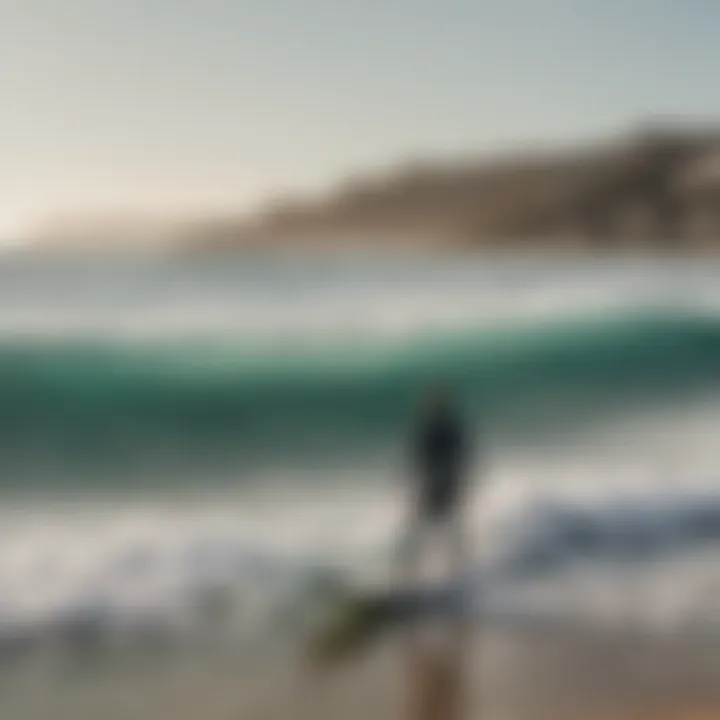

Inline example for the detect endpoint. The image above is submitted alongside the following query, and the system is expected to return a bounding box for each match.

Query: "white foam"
[0,254,709,341]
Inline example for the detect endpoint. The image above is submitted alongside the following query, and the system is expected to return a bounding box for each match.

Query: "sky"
[2,0,720,238]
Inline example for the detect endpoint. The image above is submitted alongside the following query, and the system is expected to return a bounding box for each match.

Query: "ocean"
[1,251,720,718]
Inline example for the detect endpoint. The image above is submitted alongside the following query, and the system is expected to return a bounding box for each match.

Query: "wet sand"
[1,624,718,719]
[309,624,720,720]
[475,626,720,720]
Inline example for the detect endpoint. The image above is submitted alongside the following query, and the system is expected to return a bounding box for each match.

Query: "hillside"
[184,126,720,252]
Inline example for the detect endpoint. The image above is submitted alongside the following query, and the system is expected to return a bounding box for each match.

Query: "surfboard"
[306,581,471,666]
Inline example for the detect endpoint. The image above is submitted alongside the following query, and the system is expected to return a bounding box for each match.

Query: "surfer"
[306,390,476,717]
[402,385,474,720]
[307,385,475,667]
[306,383,477,720]
[401,385,472,584]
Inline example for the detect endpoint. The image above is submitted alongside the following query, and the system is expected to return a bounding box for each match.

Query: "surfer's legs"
[445,509,468,579]
[404,609,469,720]
[394,509,467,590]
[393,513,428,588]
[397,507,471,718]
[406,645,464,720]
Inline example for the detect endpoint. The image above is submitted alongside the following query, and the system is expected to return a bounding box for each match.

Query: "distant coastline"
[30,124,720,254]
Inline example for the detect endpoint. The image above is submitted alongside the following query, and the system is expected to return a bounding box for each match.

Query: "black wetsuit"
[413,407,469,521]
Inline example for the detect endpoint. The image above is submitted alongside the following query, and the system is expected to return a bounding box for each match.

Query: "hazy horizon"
[5,0,720,242]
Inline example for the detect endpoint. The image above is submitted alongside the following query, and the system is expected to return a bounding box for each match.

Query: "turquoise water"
[2,308,720,488]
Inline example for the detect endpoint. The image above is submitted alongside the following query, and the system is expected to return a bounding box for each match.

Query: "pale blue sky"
[2,0,719,233]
